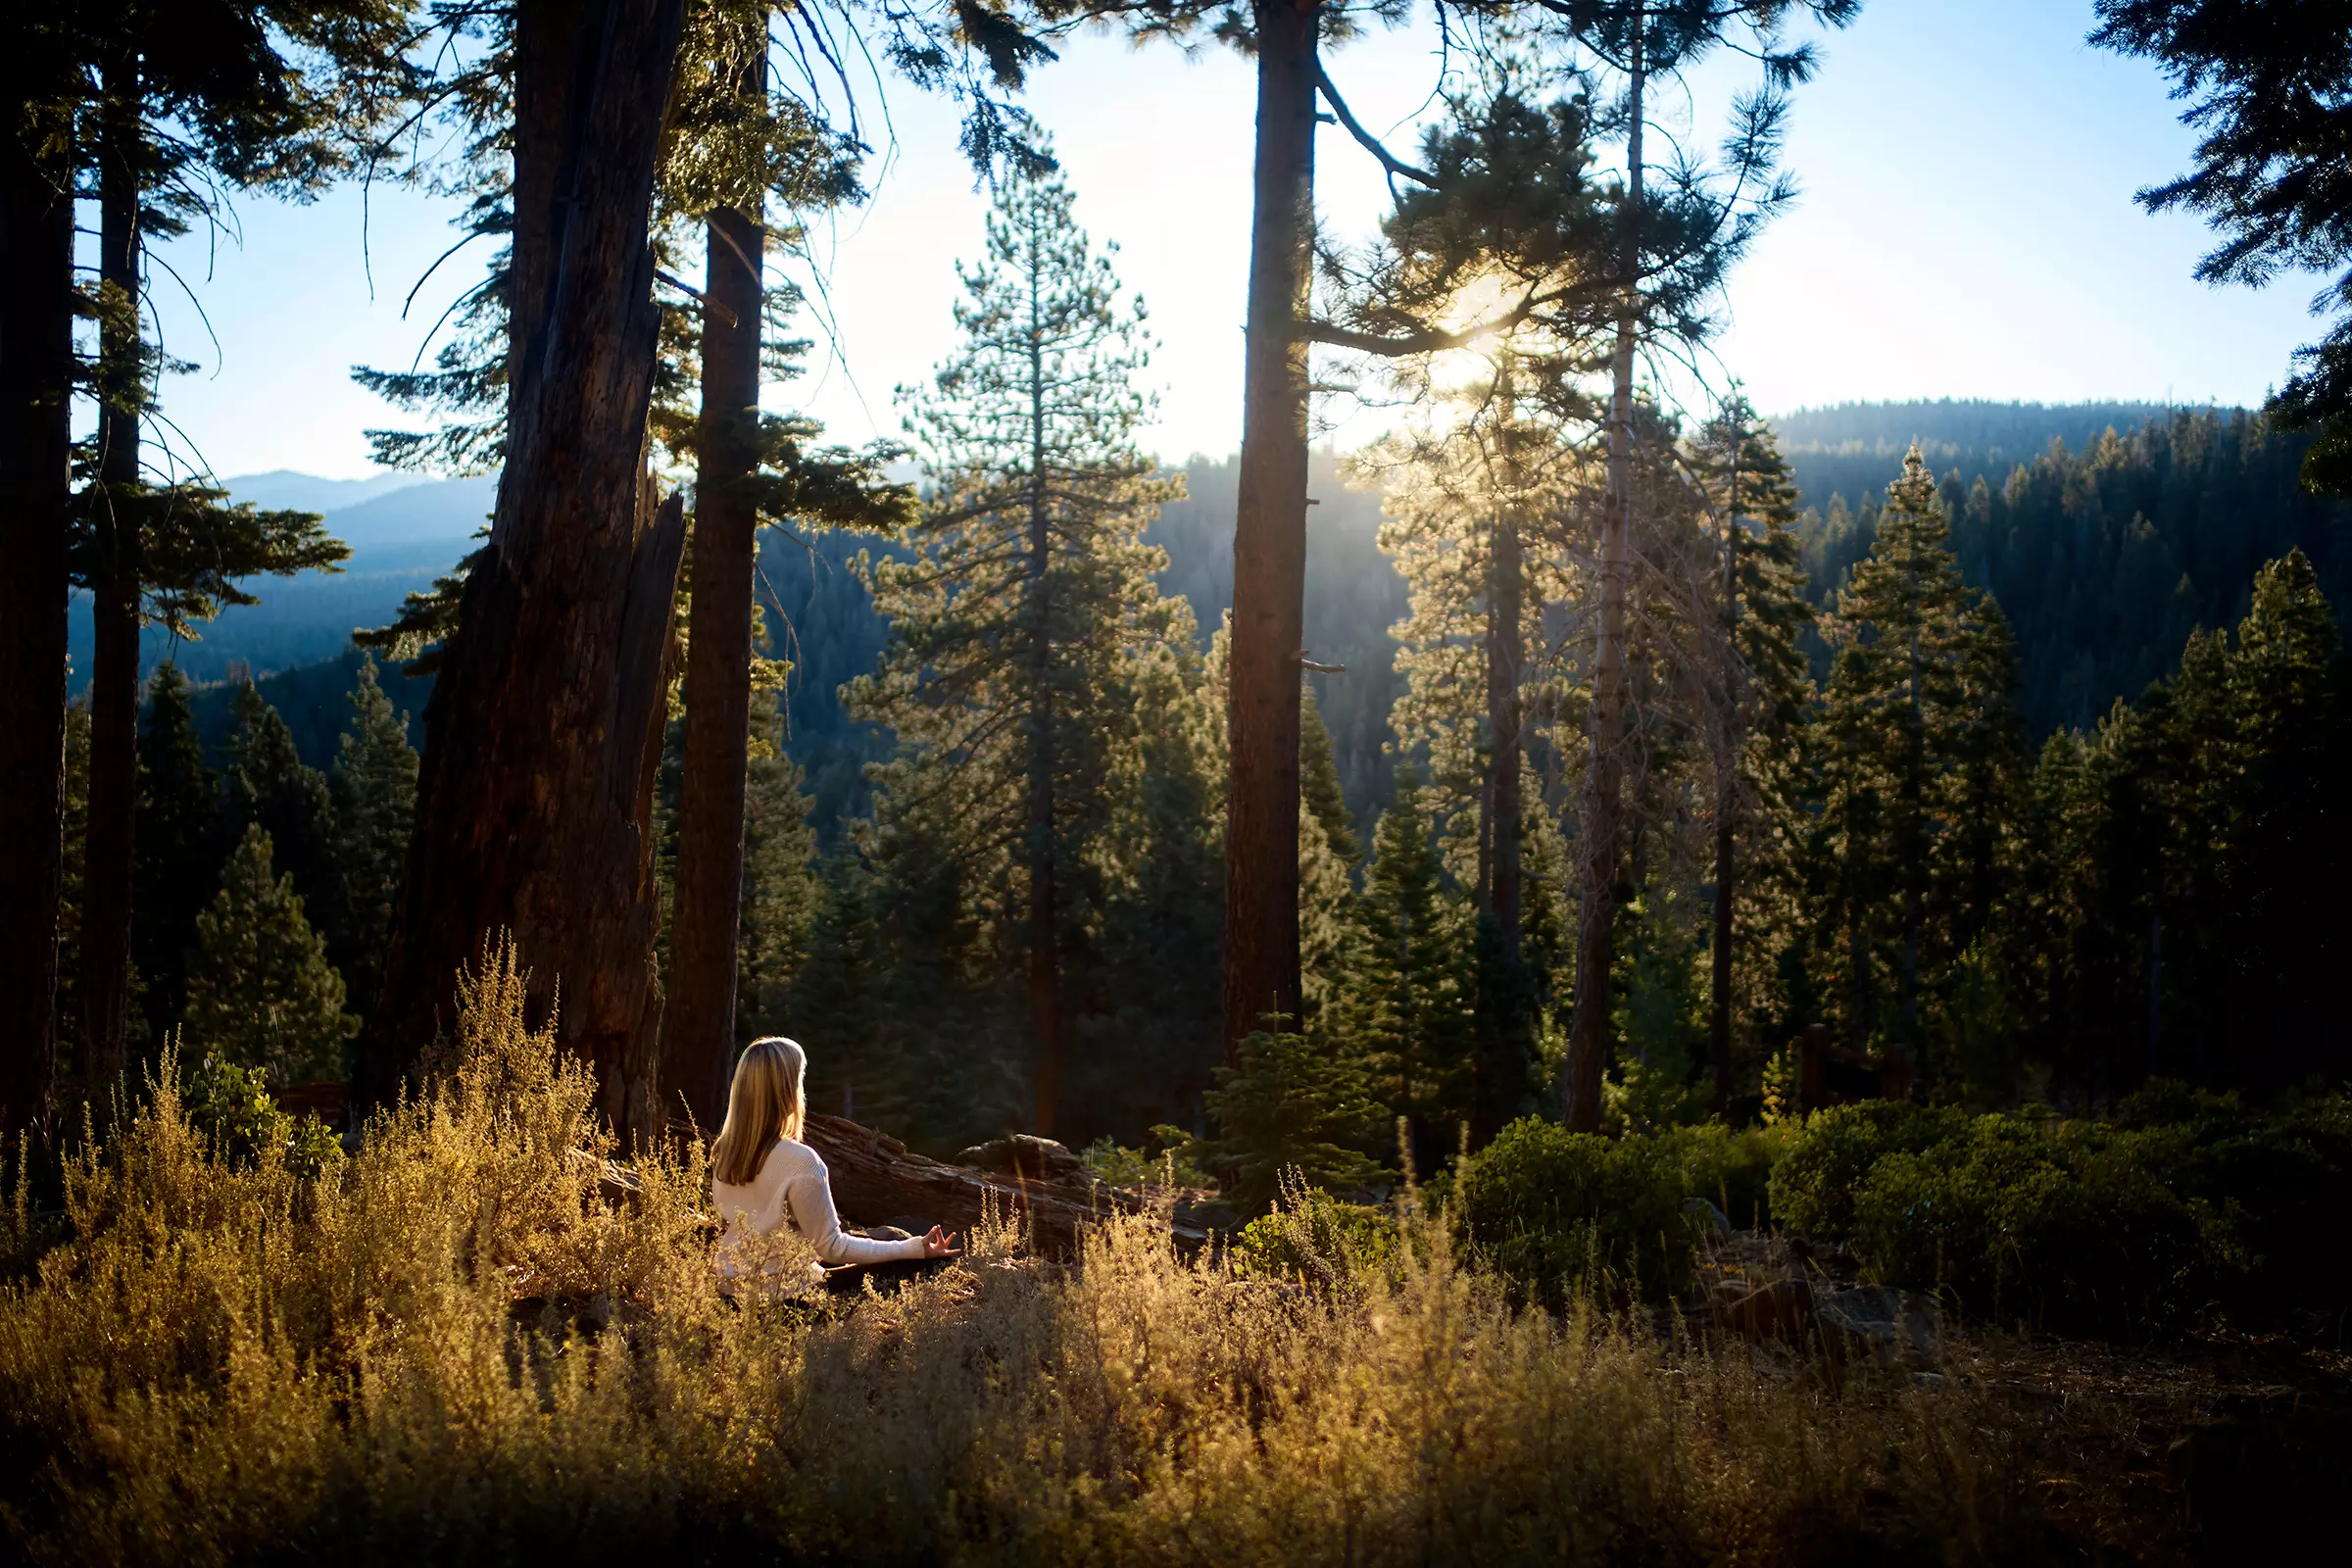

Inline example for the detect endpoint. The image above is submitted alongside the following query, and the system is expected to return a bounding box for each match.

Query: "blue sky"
[143,0,2325,482]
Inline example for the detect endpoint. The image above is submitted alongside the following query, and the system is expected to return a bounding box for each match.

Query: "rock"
[953,1133,1094,1187]
[1814,1286,1941,1365]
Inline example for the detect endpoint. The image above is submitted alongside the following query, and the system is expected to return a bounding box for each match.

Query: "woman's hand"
[922,1225,958,1258]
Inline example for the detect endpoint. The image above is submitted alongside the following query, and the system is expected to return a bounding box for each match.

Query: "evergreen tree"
[223,683,345,964]
[130,666,224,1049]
[64,0,398,1094]
[734,746,822,1054]
[1328,779,1477,1166]
[181,824,357,1090]
[1690,402,1817,1105]
[1201,1027,1386,1217]
[849,151,1188,1140]
[1299,691,1361,865]
[327,656,417,1021]
[1817,446,2024,1069]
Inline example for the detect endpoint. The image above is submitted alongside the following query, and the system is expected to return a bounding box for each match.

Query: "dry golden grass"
[0,950,2188,1565]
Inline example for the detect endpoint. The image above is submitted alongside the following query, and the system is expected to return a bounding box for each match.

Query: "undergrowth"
[0,948,2162,1564]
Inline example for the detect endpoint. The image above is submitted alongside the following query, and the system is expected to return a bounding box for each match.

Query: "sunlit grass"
[0,948,2159,1564]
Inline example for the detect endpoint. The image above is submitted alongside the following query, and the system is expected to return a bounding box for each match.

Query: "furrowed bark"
[78,78,144,1095]
[666,38,767,1138]
[360,0,690,1144]
[1564,39,1643,1133]
[1221,0,1320,1059]
[0,88,74,1133]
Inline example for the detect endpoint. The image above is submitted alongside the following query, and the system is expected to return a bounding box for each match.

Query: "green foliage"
[326,655,416,1016]
[1453,1117,1702,1307]
[180,1053,289,1170]
[1326,781,1476,1155]
[1201,1030,1387,1216]
[1081,1124,1212,1191]
[129,666,223,1042]
[178,825,356,1089]
[1771,1090,2352,1333]
[1768,1102,1972,1241]
[1230,1179,1398,1285]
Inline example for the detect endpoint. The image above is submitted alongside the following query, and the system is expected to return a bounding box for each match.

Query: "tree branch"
[1316,65,1435,189]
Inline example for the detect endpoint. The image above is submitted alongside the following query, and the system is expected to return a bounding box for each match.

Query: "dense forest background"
[100,399,2352,820]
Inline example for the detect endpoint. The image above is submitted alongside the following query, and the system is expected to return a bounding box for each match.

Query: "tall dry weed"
[0,946,2154,1564]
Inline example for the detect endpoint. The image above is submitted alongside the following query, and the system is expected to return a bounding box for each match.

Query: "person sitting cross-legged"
[710,1036,956,1291]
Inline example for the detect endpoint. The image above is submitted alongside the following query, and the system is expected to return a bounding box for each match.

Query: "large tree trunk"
[1026,286,1062,1135]
[1564,42,1644,1132]
[359,0,690,1144]
[78,80,144,1095]
[665,40,767,1138]
[1221,0,1320,1058]
[0,86,74,1133]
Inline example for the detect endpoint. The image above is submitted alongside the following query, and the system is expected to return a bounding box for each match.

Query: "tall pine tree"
[850,151,1188,1140]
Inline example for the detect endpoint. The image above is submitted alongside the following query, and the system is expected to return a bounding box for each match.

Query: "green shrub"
[1657,1122,1789,1232]
[181,1052,293,1167]
[1774,1089,2352,1335]
[1846,1121,2215,1334]
[1230,1180,1397,1284]
[1768,1101,1970,1240]
[1453,1117,1700,1306]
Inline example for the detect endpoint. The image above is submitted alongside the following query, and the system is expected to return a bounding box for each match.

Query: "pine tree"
[65,1,399,1095]
[1690,404,1817,1104]
[734,747,821,1053]
[327,656,417,1022]
[849,151,1187,1140]
[223,684,345,963]
[1817,445,2024,1070]
[130,666,224,1049]
[1328,778,1476,1166]
[181,824,357,1091]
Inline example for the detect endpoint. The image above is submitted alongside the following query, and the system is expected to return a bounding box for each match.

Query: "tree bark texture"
[666,56,767,1138]
[1026,235,1062,1136]
[360,0,690,1144]
[1221,0,1320,1059]
[78,81,144,1095]
[0,93,74,1133]
[1564,42,1643,1133]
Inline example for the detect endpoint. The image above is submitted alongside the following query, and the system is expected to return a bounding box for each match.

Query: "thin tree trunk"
[1709,415,1739,1109]
[1564,39,1643,1132]
[79,78,144,1094]
[1221,0,1320,1058]
[1024,214,1062,1136]
[1899,628,1923,1045]
[359,0,690,1143]
[1487,371,1524,964]
[0,89,74,1133]
[666,39,767,1137]
[1476,378,1528,1143]
[2145,910,2162,1078]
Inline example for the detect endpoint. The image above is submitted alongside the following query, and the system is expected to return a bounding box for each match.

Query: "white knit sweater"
[711,1136,929,1271]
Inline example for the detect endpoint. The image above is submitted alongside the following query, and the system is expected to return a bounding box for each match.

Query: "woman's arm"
[780,1149,931,1266]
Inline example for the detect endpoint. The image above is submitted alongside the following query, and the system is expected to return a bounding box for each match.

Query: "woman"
[710,1036,956,1279]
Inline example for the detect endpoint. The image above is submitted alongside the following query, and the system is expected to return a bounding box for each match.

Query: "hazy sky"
[143,0,2325,482]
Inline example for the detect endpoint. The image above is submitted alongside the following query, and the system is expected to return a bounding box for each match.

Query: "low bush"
[1772,1088,2352,1334]
[1451,1117,1700,1307]
[1228,1178,1397,1285]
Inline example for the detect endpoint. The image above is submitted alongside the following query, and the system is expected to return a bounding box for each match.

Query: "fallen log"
[803,1114,1215,1258]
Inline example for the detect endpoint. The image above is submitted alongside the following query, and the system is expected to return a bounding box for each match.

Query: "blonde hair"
[710,1036,807,1187]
